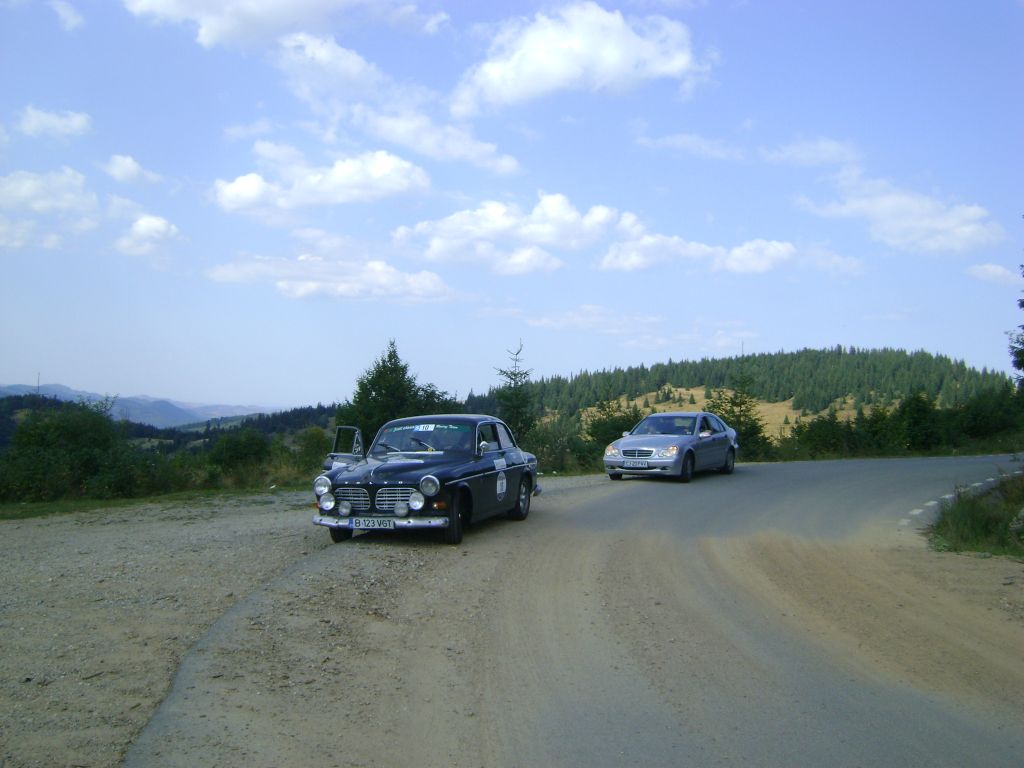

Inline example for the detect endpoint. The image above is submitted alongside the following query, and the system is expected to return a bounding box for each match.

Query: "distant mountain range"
[0,384,272,428]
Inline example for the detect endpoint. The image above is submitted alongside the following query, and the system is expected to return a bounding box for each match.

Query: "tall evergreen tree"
[494,341,536,441]
[336,340,456,442]
[705,375,773,460]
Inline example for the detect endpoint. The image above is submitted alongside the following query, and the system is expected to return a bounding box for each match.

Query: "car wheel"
[720,448,735,475]
[329,526,352,543]
[507,477,531,521]
[677,452,694,483]
[443,494,464,545]
[608,472,622,481]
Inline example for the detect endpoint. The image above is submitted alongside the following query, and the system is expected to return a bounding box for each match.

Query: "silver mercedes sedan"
[603,411,738,482]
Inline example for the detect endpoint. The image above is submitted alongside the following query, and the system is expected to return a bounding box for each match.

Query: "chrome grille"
[622,449,655,458]
[375,486,414,512]
[334,487,370,511]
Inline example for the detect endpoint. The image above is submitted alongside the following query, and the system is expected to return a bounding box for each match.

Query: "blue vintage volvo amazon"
[313,414,540,545]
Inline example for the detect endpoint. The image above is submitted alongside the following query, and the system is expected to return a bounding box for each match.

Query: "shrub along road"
[2,460,1023,767]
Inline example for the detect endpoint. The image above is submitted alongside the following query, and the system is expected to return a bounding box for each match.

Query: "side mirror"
[478,440,489,455]
[622,431,630,437]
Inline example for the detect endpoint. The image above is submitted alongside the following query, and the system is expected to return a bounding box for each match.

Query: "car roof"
[644,411,703,418]
[383,414,501,426]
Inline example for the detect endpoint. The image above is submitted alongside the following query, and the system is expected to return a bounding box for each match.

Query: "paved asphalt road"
[521,454,1023,768]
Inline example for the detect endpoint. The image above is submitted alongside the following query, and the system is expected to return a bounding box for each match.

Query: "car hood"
[613,434,693,449]
[327,453,465,485]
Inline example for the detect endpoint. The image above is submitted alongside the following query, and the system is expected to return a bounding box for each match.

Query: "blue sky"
[1,0,1021,409]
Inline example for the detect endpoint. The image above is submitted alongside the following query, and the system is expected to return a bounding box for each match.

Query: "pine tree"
[495,341,536,442]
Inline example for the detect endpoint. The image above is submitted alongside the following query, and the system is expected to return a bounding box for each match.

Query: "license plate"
[351,517,395,530]
[623,460,649,468]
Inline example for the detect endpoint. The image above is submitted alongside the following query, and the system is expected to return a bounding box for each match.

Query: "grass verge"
[930,472,1024,557]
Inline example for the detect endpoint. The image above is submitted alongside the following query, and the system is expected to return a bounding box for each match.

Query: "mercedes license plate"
[624,460,649,469]
[351,517,395,530]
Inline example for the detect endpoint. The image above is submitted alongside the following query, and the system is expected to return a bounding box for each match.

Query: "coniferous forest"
[0,346,1019,503]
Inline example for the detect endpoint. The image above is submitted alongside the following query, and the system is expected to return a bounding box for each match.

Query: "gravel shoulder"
[1,476,1022,767]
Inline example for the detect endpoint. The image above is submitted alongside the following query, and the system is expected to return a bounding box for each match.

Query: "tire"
[507,477,531,521]
[677,452,694,483]
[720,448,736,475]
[608,473,622,481]
[443,494,464,545]
[329,526,352,543]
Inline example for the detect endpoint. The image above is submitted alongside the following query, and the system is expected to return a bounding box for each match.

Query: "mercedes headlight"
[604,444,621,457]
[658,445,680,458]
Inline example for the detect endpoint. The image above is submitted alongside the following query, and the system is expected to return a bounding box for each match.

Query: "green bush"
[930,474,1024,556]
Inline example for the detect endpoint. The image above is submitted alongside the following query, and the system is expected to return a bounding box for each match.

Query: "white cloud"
[527,303,658,331]
[103,154,162,183]
[495,246,563,275]
[207,254,448,300]
[0,215,36,250]
[277,33,518,173]
[762,138,860,166]
[600,233,795,275]
[713,239,795,274]
[49,1,83,30]
[224,118,274,141]
[277,32,389,105]
[123,0,378,47]
[967,263,1022,285]
[0,167,97,213]
[599,234,720,271]
[115,214,180,255]
[801,167,1005,253]
[451,1,708,118]
[351,106,519,175]
[395,192,618,273]
[17,106,91,138]
[639,132,744,161]
[801,246,864,276]
[214,145,429,212]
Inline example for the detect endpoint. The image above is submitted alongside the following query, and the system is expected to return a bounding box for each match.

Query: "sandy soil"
[1,481,1022,767]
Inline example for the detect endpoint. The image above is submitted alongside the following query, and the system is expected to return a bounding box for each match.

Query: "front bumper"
[603,457,682,476]
[313,513,450,531]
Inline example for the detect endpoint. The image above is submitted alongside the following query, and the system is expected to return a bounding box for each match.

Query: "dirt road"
[2,468,1023,767]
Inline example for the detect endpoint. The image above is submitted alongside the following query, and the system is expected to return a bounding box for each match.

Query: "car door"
[475,422,506,519]
[697,415,728,469]
[696,415,729,468]
[494,421,527,513]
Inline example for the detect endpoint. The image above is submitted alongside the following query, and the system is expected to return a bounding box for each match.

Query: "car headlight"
[318,493,336,512]
[313,475,332,496]
[419,475,440,496]
[604,444,621,457]
[337,500,352,517]
[657,445,680,458]
[408,491,425,511]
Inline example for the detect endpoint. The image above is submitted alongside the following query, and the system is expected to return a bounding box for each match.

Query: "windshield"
[632,415,695,436]
[371,421,474,455]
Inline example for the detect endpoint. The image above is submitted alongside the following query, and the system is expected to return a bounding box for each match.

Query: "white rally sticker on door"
[494,457,507,470]
[496,471,507,501]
